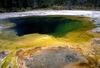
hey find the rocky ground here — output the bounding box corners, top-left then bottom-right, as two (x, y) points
(16, 44), (100, 68)
(24, 47), (88, 68)
(91, 13), (100, 45)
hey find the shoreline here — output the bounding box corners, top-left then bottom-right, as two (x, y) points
(0, 10), (100, 19)
(0, 10), (100, 35)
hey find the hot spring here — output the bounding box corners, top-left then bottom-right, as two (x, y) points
(9, 16), (83, 37)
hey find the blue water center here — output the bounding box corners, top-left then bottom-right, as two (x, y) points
(9, 16), (83, 37)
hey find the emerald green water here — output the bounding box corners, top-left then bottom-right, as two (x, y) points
(9, 16), (83, 37)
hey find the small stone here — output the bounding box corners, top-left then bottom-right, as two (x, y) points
(91, 27), (100, 33)
(0, 51), (9, 61)
(92, 38), (100, 45)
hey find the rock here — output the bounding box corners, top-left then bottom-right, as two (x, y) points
(24, 47), (87, 68)
(0, 51), (9, 62)
(0, 25), (7, 30)
(92, 38), (100, 45)
(91, 27), (100, 33)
